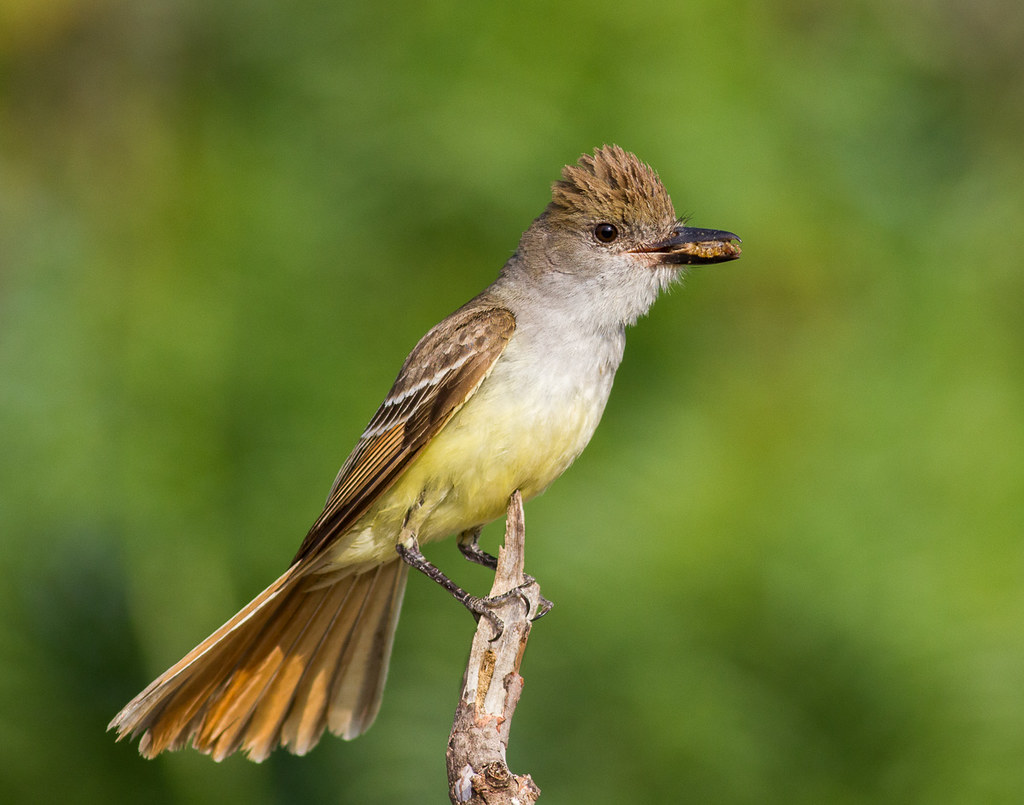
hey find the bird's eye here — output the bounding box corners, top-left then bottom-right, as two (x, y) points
(594, 223), (619, 243)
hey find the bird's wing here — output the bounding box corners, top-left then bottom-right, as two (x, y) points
(292, 301), (515, 564)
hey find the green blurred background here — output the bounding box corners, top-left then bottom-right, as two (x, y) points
(2, 0), (1022, 802)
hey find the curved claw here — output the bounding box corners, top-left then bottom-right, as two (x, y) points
(518, 575), (554, 621)
(461, 595), (506, 640)
(531, 594), (554, 621)
(465, 599), (506, 640)
(466, 581), (549, 640)
(484, 583), (555, 636)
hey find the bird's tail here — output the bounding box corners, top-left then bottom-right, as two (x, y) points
(108, 559), (409, 761)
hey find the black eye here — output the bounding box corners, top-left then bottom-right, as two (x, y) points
(594, 223), (618, 243)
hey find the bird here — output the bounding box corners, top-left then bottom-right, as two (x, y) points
(109, 144), (741, 762)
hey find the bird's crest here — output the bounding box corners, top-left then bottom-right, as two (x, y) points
(548, 145), (676, 226)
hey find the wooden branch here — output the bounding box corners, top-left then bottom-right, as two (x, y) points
(446, 491), (543, 804)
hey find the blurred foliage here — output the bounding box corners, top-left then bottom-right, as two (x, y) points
(2, 0), (1023, 802)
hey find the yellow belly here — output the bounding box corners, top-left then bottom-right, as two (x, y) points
(325, 353), (608, 571)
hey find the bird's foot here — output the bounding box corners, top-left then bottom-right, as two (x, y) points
(397, 539), (552, 639)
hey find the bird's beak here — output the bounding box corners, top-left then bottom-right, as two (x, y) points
(634, 226), (742, 265)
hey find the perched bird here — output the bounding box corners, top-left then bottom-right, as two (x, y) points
(110, 145), (741, 761)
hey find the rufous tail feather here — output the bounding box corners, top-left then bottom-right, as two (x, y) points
(108, 560), (408, 762)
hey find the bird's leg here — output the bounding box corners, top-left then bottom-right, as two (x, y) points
(396, 499), (549, 635)
(457, 526), (498, 569)
(392, 496), (501, 634)
(398, 537), (525, 638)
(457, 526), (554, 622)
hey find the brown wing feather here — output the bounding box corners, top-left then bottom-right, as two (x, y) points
(292, 301), (515, 563)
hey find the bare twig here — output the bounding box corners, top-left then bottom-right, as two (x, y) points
(446, 491), (543, 804)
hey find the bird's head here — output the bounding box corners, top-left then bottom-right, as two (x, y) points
(509, 145), (741, 327)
